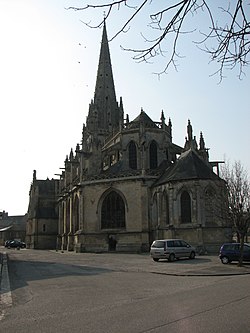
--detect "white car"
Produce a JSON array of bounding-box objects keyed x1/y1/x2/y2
[{"x1": 150, "y1": 239, "x2": 196, "y2": 262}]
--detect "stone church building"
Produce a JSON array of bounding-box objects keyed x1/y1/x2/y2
[{"x1": 27, "y1": 23, "x2": 231, "y2": 253}]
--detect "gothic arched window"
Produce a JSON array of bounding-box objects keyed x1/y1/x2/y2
[
  {"x1": 73, "y1": 196, "x2": 80, "y2": 233},
  {"x1": 66, "y1": 200, "x2": 70, "y2": 234},
  {"x1": 181, "y1": 191, "x2": 191, "y2": 223},
  {"x1": 101, "y1": 191, "x2": 125, "y2": 229},
  {"x1": 128, "y1": 141, "x2": 137, "y2": 169},
  {"x1": 149, "y1": 141, "x2": 158, "y2": 169}
]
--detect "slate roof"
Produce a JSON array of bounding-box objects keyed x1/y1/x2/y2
[
  {"x1": 127, "y1": 111, "x2": 158, "y2": 129},
  {"x1": 154, "y1": 148, "x2": 221, "y2": 186}
]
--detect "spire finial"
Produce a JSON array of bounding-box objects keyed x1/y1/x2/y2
[
  {"x1": 187, "y1": 119, "x2": 193, "y2": 141},
  {"x1": 161, "y1": 110, "x2": 165, "y2": 121},
  {"x1": 199, "y1": 131, "x2": 205, "y2": 150}
]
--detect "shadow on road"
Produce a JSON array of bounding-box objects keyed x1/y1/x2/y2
[
  {"x1": 155, "y1": 257, "x2": 212, "y2": 265},
  {"x1": 6, "y1": 258, "x2": 113, "y2": 293}
]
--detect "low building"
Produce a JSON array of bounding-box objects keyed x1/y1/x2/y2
[
  {"x1": 0, "y1": 210, "x2": 27, "y2": 245},
  {"x1": 26, "y1": 171, "x2": 59, "y2": 249}
]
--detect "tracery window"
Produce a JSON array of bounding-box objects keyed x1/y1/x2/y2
[
  {"x1": 129, "y1": 141, "x2": 137, "y2": 169},
  {"x1": 101, "y1": 191, "x2": 125, "y2": 229},
  {"x1": 181, "y1": 191, "x2": 191, "y2": 223},
  {"x1": 149, "y1": 141, "x2": 158, "y2": 169}
]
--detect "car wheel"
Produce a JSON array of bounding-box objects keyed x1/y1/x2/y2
[
  {"x1": 153, "y1": 258, "x2": 159, "y2": 262},
  {"x1": 189, "y1": 251, "x2": 195, "y2": 259},
  {"x1": 168, "y1": 253, "x2": 175, "y2": 262},
  {"x1": 221, "y1": 256, "x2": 230, "y2": 264}
]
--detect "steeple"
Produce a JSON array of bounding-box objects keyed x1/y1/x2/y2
[{"x1": 86, "y1": 21, "x2": 121, "y2": 133}]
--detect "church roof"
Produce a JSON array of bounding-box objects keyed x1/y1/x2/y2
[
  {"x1": 128, "y1": 110, "x2": 158, "y2": 129},
  {"x1": 154, "y1": 148, "x2": 220, "y2": 186}
]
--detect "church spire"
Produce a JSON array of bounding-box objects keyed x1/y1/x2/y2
[{"x1": 86, "y1": 21, "x2": 120, "y2": 133}]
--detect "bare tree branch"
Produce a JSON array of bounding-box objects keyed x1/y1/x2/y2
[
  {"x1": 221, "y1": 160, "x2": 250, "y2": 266},
  {"x1": 68, "y1": 1, "x2": 250, "y2": 79}
]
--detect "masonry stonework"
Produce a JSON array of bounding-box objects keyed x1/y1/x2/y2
[{"x1": 27, "y1": 22, "x2": 231, "y2": 253}]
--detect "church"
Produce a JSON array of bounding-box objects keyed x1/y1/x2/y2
[{"x1": 26, "y1": 22, "x2": 231, "y2": 253}]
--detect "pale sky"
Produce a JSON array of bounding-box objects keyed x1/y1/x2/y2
[{"x1": 0, "y1": 0, "x2": 249, "y2": 216}]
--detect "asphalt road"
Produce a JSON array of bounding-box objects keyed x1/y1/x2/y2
[{"x1": 1, "y1": 249, "x2": 250, "y2": 333}]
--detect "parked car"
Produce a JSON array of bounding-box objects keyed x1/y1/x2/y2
[
  {"x1": 5, "y1": 240, "x2": 26, "y2": 249},
  {"x1": 4, "y1": 240, "x2": 12, "y2": 247},
  {"x1": 219, "y1": 243, "x2": 250, "y2": 264},
  {"x1": 150, "y1": 239, "x2": 196, "y2": 262}
]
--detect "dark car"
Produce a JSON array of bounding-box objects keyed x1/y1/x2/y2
[
  {"x1": 219, "y1": 243, "x2": 250, "y2": 264},
  {"x1": 5, "y1": 240, "x2": 26, "y2": 249},
  {"x1": 4, "y1": 240, "x2": 12, "y2": 247}
]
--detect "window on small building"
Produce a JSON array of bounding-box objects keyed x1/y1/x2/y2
[
  {"x1": 181, "y1": 191, "x2": 191, "y2": 223},
  {"x1": 129, "y1": 141, "x2": 137, "y2": 169},
  {"x1": 149, "y1": 141, "x2": 158, "y2": 169},
  {"x1": 101, "y1": 191, "x2": 125, "y2": 229}
]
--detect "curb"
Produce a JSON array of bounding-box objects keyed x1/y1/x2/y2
[
  {"x1": 150, "y1": 270, "x2": 250, "y2": 277},
  {"x1": 0, "y1": 252, "x2": 12, "y2": 306}
]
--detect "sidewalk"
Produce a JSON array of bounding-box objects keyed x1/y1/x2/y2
[
  {"x1": 49, "y1": 250, "x2": 250, "y2": 277},
  {"x1": 149, "y1": 257, "x2": 250, "y2": 276}
]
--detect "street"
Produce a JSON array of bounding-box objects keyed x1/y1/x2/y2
[{"x1": 1, "y1": 249, "x2": 250, "y2": 333}]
